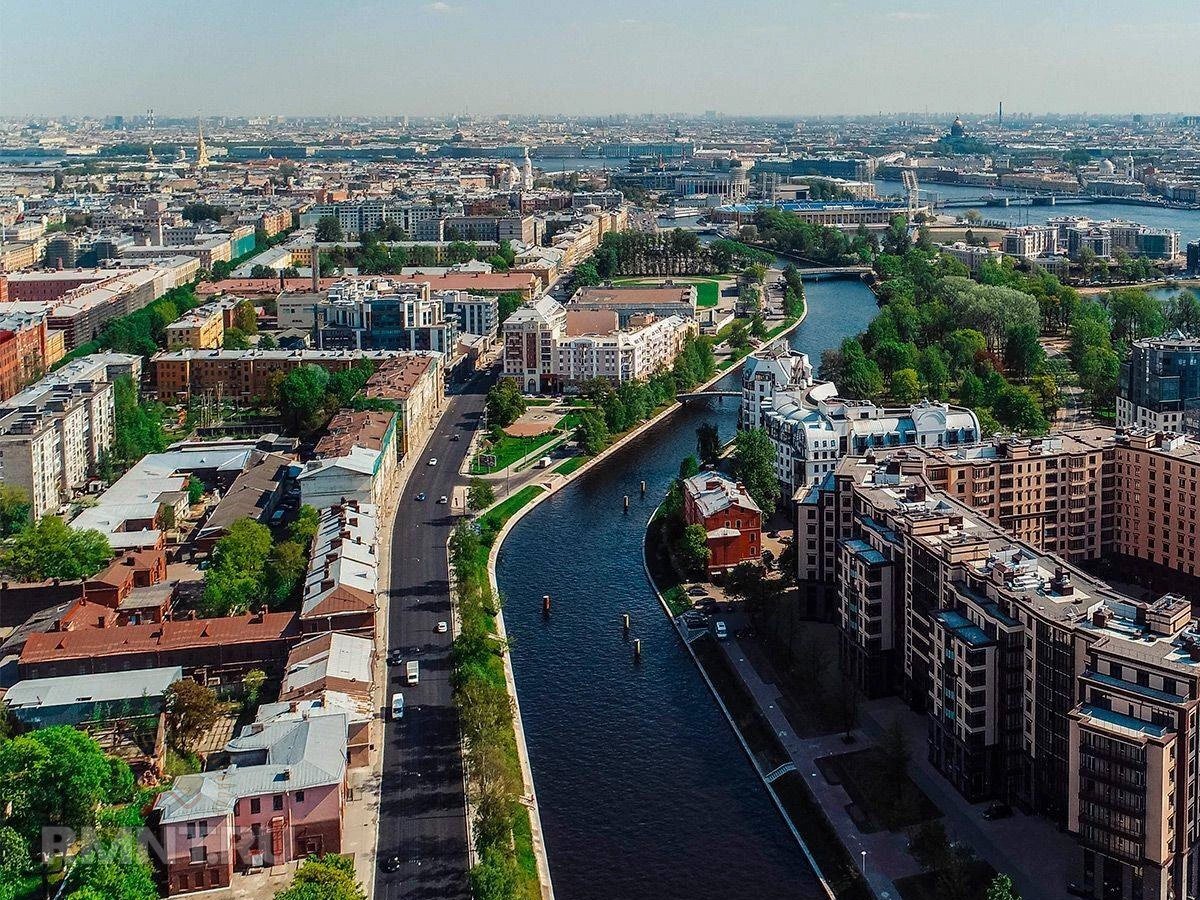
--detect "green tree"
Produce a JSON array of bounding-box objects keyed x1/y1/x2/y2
[
  {"x1": 315, "y1": 215, "x2": 343, "y2": 242},
  {"x1": 64, "y1": 831, "x2": 157, "y2": 900},
  {"x1": 0, "y1": 726, "x2": 111, "y2": 843},
  {"x1": 468, "y1": 478, "x2": 496, "y2": 511},
  {"x1": 0, "y1": 484, "x2": 31, "y2": 538},
  {"x1": 987, "y1": 874, "x2": 1021, "y2": 900},
  {"x1": 223, "y1": 327, "x2": 251, "y2": 350},
  {"x1": 203, "y1": 517, "x2": 274, "y2": 615},
  {"x1": 243, "y1": 669, "x2": 267, "y2": 706},
  {"x1": 277, "y1": 365, "x2": 331, "y2": 433},
  {"x1": 573, "y1": 260, "x2": 601, "y2": 286},
  {"x1": 1004, "y1": 322, "x2": 1045, "y2": 377},
  {"x1": 264, "y1": 540, "x2": 307, "y2": 606},
  {"x1": 112, "y1": 376, "x2": 168, "y2": 464},
  {"x1": 485, "y1": 378, "x2": 527, "y2": 426},
  {"x1": 678, "y1": 523, "x2": 712, "y2": 576},
  {"x1": 993, "y1": 385, "x2": 1049, "y2": 434},
  {"x1": 164, "y1": 678, "x2": 220, "y2": 755},
  {"x1": 291, "y1": 504, "x2": 320, "y2": 547},
  {"x1": 908, "y1": 820, "x2": 951, "y2": 872},
  {"x1": 276, "y1": 854, "x2": 365, "y2": 900},
  {"x1": 0, "y1": 825, "x2": 28, "y2": 886},
  {"x1": 187, "y1": 476, "x2": 204, "y2": 506},
  {"x1": 696, "y1": 421, "x2": 721, "y2": 465},
  {"x1": 0, "y1": 516, "x2": 113, "y2": 582},
  {"x1": 575, "y1": 410, "x2": 611, "y2": 455},
  {"x1": 105, "y1": 757, "x2": 136, "y2": 805},
  {"x1": 889, "y1": 368, "x2": 921, "y2": 403},
  {"x1": 678, "y1": 455, "x2": 700, "y2": 480},
  {"x1": 733, "y1": 428, "x2": 779, "y2": 513},
  {"x1": 468, "y1": 848, "x2": 520, "y2": 900}
]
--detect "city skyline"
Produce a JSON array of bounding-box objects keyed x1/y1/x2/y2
[{"x1": 2, "y1": 0, "x2": 1199, "y2": 118}]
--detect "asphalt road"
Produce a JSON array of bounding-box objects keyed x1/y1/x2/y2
[{"x1": 374, "y1": 368, "x2": 494, "y2": 900}]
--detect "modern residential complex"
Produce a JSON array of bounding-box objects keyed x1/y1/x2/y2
[{"x1": 1118, "y1": 334, "x2": 1200, "y2": 436}]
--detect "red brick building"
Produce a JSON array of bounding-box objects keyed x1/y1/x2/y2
[{"x1": 681, "y1": 472, "x2": 763, "y2": 575}]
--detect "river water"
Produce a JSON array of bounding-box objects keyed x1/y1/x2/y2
[
  {"x1": 876, "y1": 178, "x2": 1200, "y2": 245},
  {"x1": 495, "y1": 278, "x2": 879, "y2": 900}
]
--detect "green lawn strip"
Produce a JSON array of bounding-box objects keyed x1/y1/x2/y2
[
  {"x1": 611, "y1": 276, "x2": 721, "y2": 307},
  {"x1": 661, "y1": 584, "x2": 689, "y2": 615},
  {"x1": 818, "y1": 748, "x2": 941, "y2": 832},
  {"x1": 771, "y1": 772, "x2": 873, "y2": 900},
  {"x1": 478, "y1": 486, "x2": 545, "y2": 544},
  {"x1": 894, "y1": 861, "x2": 997, "y2": 900},
  {"x1": 471, "y1": 430, "x2": 561, "y2": 474},
  {"x1": 552, "y1": 455, "x2": 589, "y2": 476},
  {"x1": 525, "y1": 398, "x2": 555, "y2": 406}
]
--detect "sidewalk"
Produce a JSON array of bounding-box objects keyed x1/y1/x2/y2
[
  {"x1": 718, "y1": 638, "x2": 912, "y2": 900},
  {"x1": 720, "y1": 633, "x2": 1074, "y2": 900}
]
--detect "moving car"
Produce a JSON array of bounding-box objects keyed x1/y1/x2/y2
[
  {"x1": 390, "y1": 693, "x2": 404, "y2": 720},
  {"x1": 449, "y1": 434, "x2": 461, "y2": 441},
  {"x1": 714, "y1": 620, "x2": 728, "y2": 639},
  {"x1": 436, "y1": 621, "x2": 448, "y2": 633},
  {"x1": 415, "y1": 492, "x2": 426, "y2": 501},
  {"x1": 380, "y1": 854, "x2": 402, "y2": 873},
  {"x1": 428, "y1": 457, "x2": 438, "y2": 466},
  {"x1": 437, "y1": 495, "x2": 448, "y2": 504}
]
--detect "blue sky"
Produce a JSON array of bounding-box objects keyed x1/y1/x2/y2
[{"x1": 1, "y1": 0, "x2": 1198, "y2": 117}]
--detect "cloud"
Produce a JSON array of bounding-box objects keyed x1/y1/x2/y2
[{"x1": 886, "y1": 11, "x2": 933, "y2": 20}]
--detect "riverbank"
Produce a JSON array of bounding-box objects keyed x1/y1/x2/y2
[{"x1": 475, "y1": 311, "x2": 808, "y2": 897}]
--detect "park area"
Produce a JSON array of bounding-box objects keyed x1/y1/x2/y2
[{"x1": 612, "y1": 276, "x2": 722, "y2": 308}]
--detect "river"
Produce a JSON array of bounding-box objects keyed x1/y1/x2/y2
[
  {"x1": 876, "y1": 178, "x2": 1200, "y2": 245},
  {"x1": 495, "y1": 277, "x2": 879, "y2": 900}
]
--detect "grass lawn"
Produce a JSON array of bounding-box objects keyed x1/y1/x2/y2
[
  {"x1": 612, "y1": 276, "x2": 721, "y2": 308},
  {"x1": 556, "y1": 411, "x2": 584, "y2": 431},
  {"x1": 553, "y1": 455, "x2": 589, "y2": 476},
  {"x1": 661, "y1": 584, "x2": 689, "y2": 615},
  {"x1": 472, "y1": 430, "x2": 560, "y2": 474},
  {"x1": 478, "y1": 486, "x2": 545, "y2": 543},
  {"x1": 818, "y1": 748, "x2": 941, "y2": 832},
  {"x1": 895, "y1": 861, "x2": 997, "y2": 900},
  {"x1": 772, "y1": 772, "x2": 873, "y2": 900}
]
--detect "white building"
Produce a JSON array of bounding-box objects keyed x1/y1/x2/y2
[
  {"x1": 555, "y1": 313, "x2": 697, "y2": 387},
  {"x1": 740, "y1": 342, "x2": 814, "y2": 430},
  {"x1": 440, "y1": 290, "x2": 499, "y2": 342}
]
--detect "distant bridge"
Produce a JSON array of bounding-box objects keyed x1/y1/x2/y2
[
  {"x1": 678, "y1": 390, "x2": 739, "y2": 402},
  {"x1": 790, "y1": 265, "x2": 874, "y2": 280},
  {"x1": 936, "y1": 195, "x2": 1095, "y2": 209}
]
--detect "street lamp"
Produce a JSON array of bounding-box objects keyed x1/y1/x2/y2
[{"x1": 860, "y1": 850, "x2": 867, "y2": 877}]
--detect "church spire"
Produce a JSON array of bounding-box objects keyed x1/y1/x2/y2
[{"x1": 195, "y1": 118, "x2": 211, "y2": 170}]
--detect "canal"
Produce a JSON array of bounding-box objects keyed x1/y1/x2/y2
[{"x1": 495, "y1": 277, "x2": 879, "y2": 900}]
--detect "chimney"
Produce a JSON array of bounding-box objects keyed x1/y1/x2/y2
[{"x1": 311, "y1": 245, "x2": 320, "y2": 292}]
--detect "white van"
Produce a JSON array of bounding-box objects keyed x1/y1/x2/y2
[
  {"x1": 406, "y1": 660, "x2": 420, "y2": 685},
  {"x1": 714, "y1": 621, "x2": 728, "y2": 640},
  {"x1": 391, "y1": 693, "x2": 405, "y2": 719}
]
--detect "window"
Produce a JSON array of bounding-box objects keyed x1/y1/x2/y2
[
  {"x1": 249, "y1": 798, "x2": 261, "y2": 815},
  {"x1": 295, "y1": 791, "x2": 305, "y2": 803},
  {"x1": 190, "y1": 846, "x2": 207, "y2": 864},
  {"x1": 186, "y1": 823, "x2": 195, "y2": 839},
  {"x1": 273, "y1": 795, "x2": 284, "y2": 811},
  {"x1": 199, "y1": 821, "x2": 208, "y2": 837}
]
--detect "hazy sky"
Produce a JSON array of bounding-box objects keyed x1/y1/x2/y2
[{"x1": 2, "y1": 0, "x2": 1198, "y2": 118}]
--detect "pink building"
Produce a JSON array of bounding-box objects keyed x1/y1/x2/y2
[{"x1": 154, "y1": 713, "x2": 348, "y2": 895}]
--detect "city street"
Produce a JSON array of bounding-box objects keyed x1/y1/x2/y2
[{"x1": 374, "y1": 369, "x2": 494, "y2": 900}]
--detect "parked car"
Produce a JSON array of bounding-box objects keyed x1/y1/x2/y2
[
  {"x1": 982, "y1": 802, "x2": 1013, "y2": 820},
  {"x1": 714, "y1": 621, "x2": 728, "y2": 639},
  {"x1": 406, "y1": 660, "x2": 420, "y2": 685},
  {"x1": 428, "y1": 457, "x2": 438, "y2": 466},
  {"x1": 386, "y1": 649, "x2": 403, "y2": 666},
  {"x1": 437, "y1": 495, "x2": 448, "y2": 504},
  {"x1": 449, "y1": 434, "x2": 461, "y2": 441},
  {"x1": 390, "y1": 693, "x2": 404, "y2": 720},
  {"x1": 436, "y1": 621, "x2": 449, "y2": 633}
]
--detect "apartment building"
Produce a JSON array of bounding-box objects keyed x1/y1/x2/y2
[
  {"x1": 299, "y1": 500, "x2": 378, "y2": 636},
  {"x1": 682, "y1": 471, "x2": 762, "y2": 575},
  {"x1": 304, "y1": 200, "x2": 463, "y2": 240},
  {"x1": 164, "y1": 299, "x2": 235, "y2": 350},
  {"x1": 361, "y1": 353, "x2": 444, "y2": 454},
  {"x1": 150, "y1": 348, "x2": 404, "y2": 401},
  {"x1": 0, "y1": 310, "x2": 53, "y2": 401},
  {"x1": 798, "y1": 429, "x2": 1200, "y2": 900},
  {"x1": 502, "y1": 295, "x2": 567, "y2": 393},
  {"x1": 569, "y1": 283, "x2": 697, "y2": 326},
  {"x1": 441, "y1": 290, "x2": 499, "y2": 342},
  {"x1": 0, "y1": 355, "x2": 127, "y2": 519},
  {"x1": 442, "y1": 213, "x2": 539, "y2": 245},
  {"x1": 1118, "y1": 334, "x2": 1200, "y2": 436},
  {"x1": 317, "y1": 279, "x2": 457, "y2": 353},
  {"x1": 555, "y1": 311, "x2": 697, "y2": 387}
]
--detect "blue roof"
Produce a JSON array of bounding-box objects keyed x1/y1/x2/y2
[
  {"x1": 1084, "y1": 670, "x2": 1187, "y2": 704},
  {"x1": 843, "y1": 538, "x2": 887, "y2": 566},
  {"x1": 934, "y1": 610, "x2": 992, "y2": 648},
  {"x1": 1079, "y1": 704, "x2": 1170, "y2": 738},
  {"x1": 860, "y1": 515, "x2": 901, "y2": 546}
]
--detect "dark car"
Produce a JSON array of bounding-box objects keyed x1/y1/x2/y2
[
  {"x1": 386, "y1": 649, "x2": 403, "y2": 666},
  {"x1": 982, "y1": 802, "x2": 1013, "y2": 820},
  {"x1": 380, "y1": 854, "x2": 402, "y2": 873},
  {"x1": 449, "y1": 434, "x2": 461, "y2": 441},
  {"x1": 415, "y1": 492, "x2": 427, "y2": 501}
]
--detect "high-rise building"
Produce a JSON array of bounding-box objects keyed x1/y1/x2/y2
[{"x1": 1118, "y1": 334, "x2": 1200, "y2": 435}]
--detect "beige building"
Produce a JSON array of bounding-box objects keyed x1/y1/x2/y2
[
  {"x1": 165, "y1": 304, "x2": 225, "y2": 350},
  {"x1": 362, "y1": 353, "x2": 444, "y2": 454},
  {"x1": 555, "y1": 312, "x2": 697, "y2": 387}
]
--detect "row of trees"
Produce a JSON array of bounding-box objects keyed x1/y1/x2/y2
[
  {"x1": 586, "y1": 229, "x2": 771, "y2": 279},
  {"x1": 572, "y1": 336, "x2": 717, "y2": 454},
  {"x1": 447, "y1": 524, "x2": 531, "y2": 899},
  {"x1": 200, "y1": 507, "x2": 319, "y2": 616},
  {"x1": 318, "y1": 233, "x2": 517, "y2": 277},
  {"x1": 0, "y1": 516, "x2": 112, "y2": 582},
  {"x1": 753, "y1": 207, "x2": 878, "y2": 266}
]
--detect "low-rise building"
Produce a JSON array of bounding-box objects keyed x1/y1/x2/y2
[
  {"x1": 299, "y1": 501, "x2": 378, "y2": 636},
  {"x1": 682, "y1": 471, "x2": 763, "y2": 574},
  {"x1": 362, "y1": 353, "x2": 444, "y2": 454},
  {"x1": 3, "y1": 665, "x2": 181, "y2": 729},
  {"x1": 297, "y1": 412, "x2": 397, "y2": 509},
  {"x1": 569, "y1": 283, "x2": 697, "y2": 326}
]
